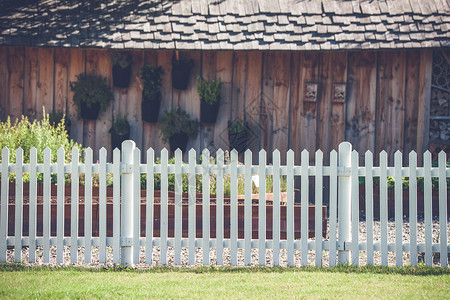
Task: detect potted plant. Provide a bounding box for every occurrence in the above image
[48,110,71,135]
[172,54,194,90]
[110,51,132,88]
[228,119,249,153]
[197,76,222,124]
[110,114,130,150]
[158,108,199,153]
[70,73,113,120]
[141,63,163,123]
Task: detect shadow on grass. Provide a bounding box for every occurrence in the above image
[0,263,448,276]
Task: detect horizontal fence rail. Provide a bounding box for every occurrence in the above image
[0,141,448,267]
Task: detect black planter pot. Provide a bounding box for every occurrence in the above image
[80,102,101,120]
[172,64,191,90]
[141,93,161,123]
[169,132,189,153]
[200,100,220,124]
[112,65,132,88]
[111,131,130,151]
[229,130,248,153]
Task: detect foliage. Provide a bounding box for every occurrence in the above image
[0,113,84,182]
[110,114,130,135]
[69,73,113,116]
[141,63,163,101]
[197,76,223,105]
[110,51,132,69]
[227,119,247,134]
[158,109,198,143]
[48,111,71,133]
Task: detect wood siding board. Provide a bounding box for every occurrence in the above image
[403,50,421,157]
[345,51,377,157]
[67,49,85,147]
[330,52,348,155]
[24,47,38,120]
[200,51,217,153]
[261,52,275,156]
[245,51,263,162]
[417,49,432,163]
[54,48,70,115]
[84,49,101,158]
[317,52,333,161]
[289,52,303,162]
[7,46,25,121]
[272,52,291,164]
[231,51,248,121]
[214,51,233,152]
[36,48,54,120]
[0,47,7,121]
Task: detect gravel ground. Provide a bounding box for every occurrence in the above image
[6,219,450,268]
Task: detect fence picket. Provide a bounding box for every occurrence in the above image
[160,149,168,265]
[329,150,338,267]
[244,150,252,266]
[84,148,93,263]
[301,150,309,266]
[286,150,294,266]
[230,150,238,266]
[379,151,388,266]
[15,148,23,262]
[174,149,182,265]
[216,149,224,266]
[188,149,196,265]
[29,148,38,263]
[424,151,432,266]
[43,148,51,263]
[272,150,281,266]
[71,147,79,264]
[145,148,154,265]
[202,149,210,265]
[258,150,267,266]
[351,150,359,266]
[113,148,121,264]
[365,151,374,266]
[394,151,403,267]
[100,148,108,263]
[438,151,448,267]
[0,147,9,262]
[133,148,141,264]
[315,150,324,267]
[409,151,418,266]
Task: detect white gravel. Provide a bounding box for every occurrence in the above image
[6,220,449,268]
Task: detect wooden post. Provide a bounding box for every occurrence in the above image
[121,140,135,267]
[338,142,351,265]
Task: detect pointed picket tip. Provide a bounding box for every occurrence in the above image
[423,150,431,157]
[15,147,23,153]
[174,148,182,156]
[245,148,252,155]
[287,149,294,155]
[301,149,309,155]
[438,150,446,157]
[42,147,50,156]
[188,148,196,155]
[316,149,323,157]
[113,148,121,155]
[216,148,224,155]
[99,147,107,154]
[202,148,210,156]
[330,149,337,155]
[394,150,402,156]
[380,150,387,156]
[365,150,373,156]
[85,147,93,154]
[161,148,168,155]
[230,149,238,156]
[409,150,417,156]
[31,147,38,154]
[57,147,64,154]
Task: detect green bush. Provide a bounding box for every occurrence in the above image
[0,113,84,182]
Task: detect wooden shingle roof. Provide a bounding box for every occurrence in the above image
[0,0,449,50]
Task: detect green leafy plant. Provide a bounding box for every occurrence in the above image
[197,76,223,105]
[48,110,71,133]
[110,114,130,135]
[141,63,163,101]
[158,109,199,143]
[228,119,247,134]
[69,73,113,115]
[110,51,132,69]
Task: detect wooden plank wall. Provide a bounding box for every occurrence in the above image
[0,46,432,165]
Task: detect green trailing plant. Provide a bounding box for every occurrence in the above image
[110,114,130,135]
[197,76,223,105]
[158,109,199,143]
[110,51,132,69]
[69,73,113,115]
[141,63,163,101]
[228,119,247,134]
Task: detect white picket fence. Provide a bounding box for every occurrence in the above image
[0,141,448,267]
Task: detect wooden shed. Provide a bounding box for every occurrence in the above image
[0,0,449,164]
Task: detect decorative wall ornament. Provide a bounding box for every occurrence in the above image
[333,83,346,103]
[304,82,318,102]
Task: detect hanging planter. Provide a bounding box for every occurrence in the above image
[172,54,194,90]
[159,108,199,153]
[111,51,132,88]
[141,63,163,123]
[70,73,113,121]
[197,76,223,124]
[110,114,130,150]
[228,119,249,153]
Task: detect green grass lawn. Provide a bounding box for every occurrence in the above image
[0,264,448,299]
